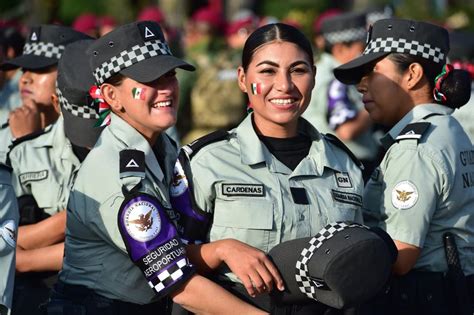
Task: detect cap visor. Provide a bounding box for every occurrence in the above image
[0,55,58,71]
[62,107,103,148]
[333,51,388,85]
[120,55,195,83]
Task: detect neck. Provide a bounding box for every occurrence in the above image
[253,117,298,138]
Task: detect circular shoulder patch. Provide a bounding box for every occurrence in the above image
[1,220,17,248]
[391,181,419,210]
[170,161,188,197]
[123,196,162,242]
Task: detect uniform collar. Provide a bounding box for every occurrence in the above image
[235,114,344,175]
[381,103,453,150]
[108,113,176,182]
[33,116,63,148]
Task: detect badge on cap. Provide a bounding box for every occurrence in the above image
[30,27,40,42]
[391,180,418,209]
[138,23,158,41]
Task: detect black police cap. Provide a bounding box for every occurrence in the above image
[268,222,397,309]
[56,39,103,148]
[321,12,367,45]
[88,21,195,85]
[0,24,91,71]
[334,18,450,85]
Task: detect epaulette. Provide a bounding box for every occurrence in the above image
[9,128,48,150]
[395,122,431,142]
[6,128,48,167]
[324,133,364,170]
[182,129,230,159]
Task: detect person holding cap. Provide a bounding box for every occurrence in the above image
[170,22,365,314]
[0,164,19,315]
[334,18,474,314]
[0,25,90,164]
[50,21,273,314]
[303,11,379,183]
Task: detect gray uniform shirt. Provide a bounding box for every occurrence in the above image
[303,52,378,161]
[0,167,19,315]
[190,114,364,282]
[364,103,474,275]
[8,117,80,215]
[60,113,178,304]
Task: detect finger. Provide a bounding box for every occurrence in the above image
[247,269,266,295]
[264,258,285,291]
[254,264,274,293]
[240,275,256,297]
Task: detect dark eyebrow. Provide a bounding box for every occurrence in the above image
[255,60,312,68]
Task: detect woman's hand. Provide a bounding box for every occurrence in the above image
[215,239,285,297]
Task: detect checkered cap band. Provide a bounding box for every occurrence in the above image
[93,39,172,84]
[23,42,65,60]
[56,87,99,119]
[325,27,367,44]
[148,258,191,294]
[295,222,367,300]
[364,37,445,63]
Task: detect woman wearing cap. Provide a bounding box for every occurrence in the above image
[334,18,474,314]
[172,23,365,314]
[51,21,272,315]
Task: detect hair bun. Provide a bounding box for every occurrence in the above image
[441,69,471,108]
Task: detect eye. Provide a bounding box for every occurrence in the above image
[291,66,310,74]
[259,68,276,75]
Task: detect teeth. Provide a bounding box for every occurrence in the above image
[153,101,171,108]
[270,99,294,105]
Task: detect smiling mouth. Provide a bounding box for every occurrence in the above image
[152,100,172,108]
[269,98,297,105]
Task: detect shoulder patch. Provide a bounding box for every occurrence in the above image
[395,122,431,142]
[324,133,364,170]
[120,149,145,178]
[182,129,230,159]
[391,180,418,209]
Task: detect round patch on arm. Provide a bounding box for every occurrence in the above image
[391,181,418,210]
[1,220,17,248]
[170,160,188,197]
[123,198,162,242]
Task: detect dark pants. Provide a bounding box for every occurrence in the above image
[360,271,474,315]
[44,281,170,315]
[12,272,57,315]
[172,280,359,315]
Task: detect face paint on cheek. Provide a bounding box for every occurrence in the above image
[250,83,262,95]
[132,87,147,100]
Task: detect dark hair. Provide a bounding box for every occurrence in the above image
[0,27,25,57]
[388,53,471,109]
[103,72,125,86]
[241,23,314,72]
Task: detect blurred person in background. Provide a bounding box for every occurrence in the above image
[97,15,116,37]
[181,9,258,144]
[303,12,379,182]
[0,25,24,126]
[72,13,98,38]
[450,30,474,141]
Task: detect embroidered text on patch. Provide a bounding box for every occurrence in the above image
[331,190,362,207]
[334,172,353,188]
[19,170,48,184]
[222,184,264,197]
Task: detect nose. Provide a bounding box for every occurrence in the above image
[20,70,32,85]
[356,75,368,94]
[275,71,293,92]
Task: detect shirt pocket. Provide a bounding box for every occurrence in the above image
[211,198,274,252]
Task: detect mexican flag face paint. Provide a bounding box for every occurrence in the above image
[132,87,147,100]
[251,83,262,95]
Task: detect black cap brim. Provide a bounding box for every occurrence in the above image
[333,51,389,85]
[0,54,58,71]
[62,107,103,149]
[119,55,195,83]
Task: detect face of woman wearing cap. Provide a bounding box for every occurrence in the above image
[19,66,57,107]
[103,70,179,143]
[357,56,415,126]
[238,41,315,137]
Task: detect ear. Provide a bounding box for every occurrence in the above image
[51,93,61,114]
[406,62,424,90]
[237,66,247,93]
[101,83,122,112]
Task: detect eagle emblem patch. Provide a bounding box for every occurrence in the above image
[123,195,161,242]
[391,181,418,210]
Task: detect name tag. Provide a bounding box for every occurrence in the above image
[222,184,265,197]
[19,170,48,184]
[331,189,362,207]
